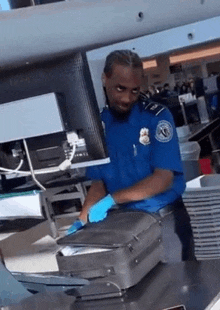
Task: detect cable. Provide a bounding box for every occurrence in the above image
[0,164,60,176]
[22,139,46,191]
[68,143,76,162]
[14,159,24,172]
[0,159,24,174]
[0,139,77,176]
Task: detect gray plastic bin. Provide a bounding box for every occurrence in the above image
[200,174,220,187]
[179,141,201,182]
[182,174,220,260]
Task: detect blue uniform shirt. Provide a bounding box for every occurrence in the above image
[86,100,186,213]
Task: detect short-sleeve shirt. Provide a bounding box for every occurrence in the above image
[86,100,186,213]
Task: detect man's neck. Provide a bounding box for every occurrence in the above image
[109,108,132,122]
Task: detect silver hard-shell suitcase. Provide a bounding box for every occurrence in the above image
[57,210,163,299]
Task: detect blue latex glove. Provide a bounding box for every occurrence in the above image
[66,218,86,236]
[88,194,116,223]
[127,191,179,213]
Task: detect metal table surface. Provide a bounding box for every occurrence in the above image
[188,117,220,142]
[3,259,220,310]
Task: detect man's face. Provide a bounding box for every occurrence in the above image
[103,64,143,114]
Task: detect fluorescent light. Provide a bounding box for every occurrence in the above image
[0,0,10,11]
[143,59,157,69]
[170,46,220,64]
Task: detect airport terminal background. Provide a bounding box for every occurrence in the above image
[141,40,220,174]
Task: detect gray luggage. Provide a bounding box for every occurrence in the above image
[56,210,163,299]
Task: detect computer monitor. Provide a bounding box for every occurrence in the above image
[0,52,109,184]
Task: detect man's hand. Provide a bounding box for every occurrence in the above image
[88,194,116,223]
[66,218,86,236]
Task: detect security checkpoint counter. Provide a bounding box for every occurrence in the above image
[3,259,220,310]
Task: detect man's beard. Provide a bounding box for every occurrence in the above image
[109,106,132,121]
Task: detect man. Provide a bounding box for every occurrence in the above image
[67,50,194,261]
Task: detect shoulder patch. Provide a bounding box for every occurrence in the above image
[144,102,166,116]
[155,120,173,142]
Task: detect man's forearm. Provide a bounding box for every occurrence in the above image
[113,169,173,204]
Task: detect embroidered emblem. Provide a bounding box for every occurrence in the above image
[139,127,150,145]
[155,120,173,143]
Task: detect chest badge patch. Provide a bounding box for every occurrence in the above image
[155,120,173,142]
[139,127,150,145]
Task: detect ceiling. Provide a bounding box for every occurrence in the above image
[0,0,220,69]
